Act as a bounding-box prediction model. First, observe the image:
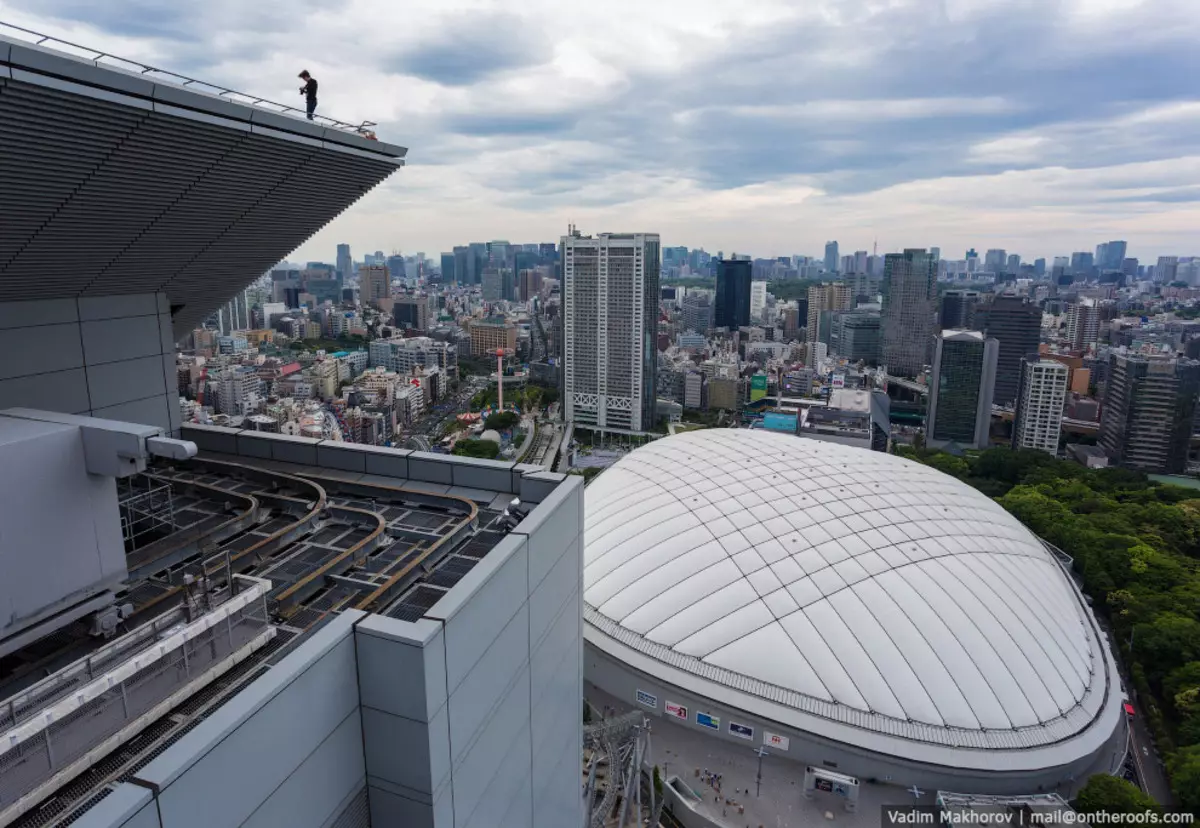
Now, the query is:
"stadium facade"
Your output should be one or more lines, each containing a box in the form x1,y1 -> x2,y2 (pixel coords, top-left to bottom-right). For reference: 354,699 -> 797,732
583,430 -> 1127,796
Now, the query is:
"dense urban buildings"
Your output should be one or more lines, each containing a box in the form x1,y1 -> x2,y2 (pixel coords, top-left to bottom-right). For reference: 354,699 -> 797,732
713,258 -> 752,329
940,289 -> 981,329
1100,354 -> 1200,473
561,229 -> 660,432
881,248 -> 938,377
926,330 -> 999,450
1013,359 -> 1069,454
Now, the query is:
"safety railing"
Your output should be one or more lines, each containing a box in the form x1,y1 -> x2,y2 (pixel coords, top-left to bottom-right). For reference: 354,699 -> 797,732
0,21 -> 376,135
0,576 -> 273,814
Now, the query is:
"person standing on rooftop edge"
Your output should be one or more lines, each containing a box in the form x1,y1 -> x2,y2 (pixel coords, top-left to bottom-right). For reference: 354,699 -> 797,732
298,70 -> 318,120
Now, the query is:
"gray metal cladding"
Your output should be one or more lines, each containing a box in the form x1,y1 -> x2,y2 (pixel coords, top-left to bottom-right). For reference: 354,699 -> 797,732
0,75 -> 402,337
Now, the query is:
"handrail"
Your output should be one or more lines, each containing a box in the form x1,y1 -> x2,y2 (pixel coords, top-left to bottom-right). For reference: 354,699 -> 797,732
0,21 -> 377,135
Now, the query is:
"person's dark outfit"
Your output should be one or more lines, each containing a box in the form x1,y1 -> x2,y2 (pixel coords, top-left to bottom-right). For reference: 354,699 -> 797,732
301,77 -> 318,120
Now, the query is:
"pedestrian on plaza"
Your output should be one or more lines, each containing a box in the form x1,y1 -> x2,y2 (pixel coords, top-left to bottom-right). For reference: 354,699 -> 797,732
298,70 -> 318,120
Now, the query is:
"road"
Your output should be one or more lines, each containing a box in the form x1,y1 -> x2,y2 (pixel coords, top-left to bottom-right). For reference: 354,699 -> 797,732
1127,688 -> 1175,808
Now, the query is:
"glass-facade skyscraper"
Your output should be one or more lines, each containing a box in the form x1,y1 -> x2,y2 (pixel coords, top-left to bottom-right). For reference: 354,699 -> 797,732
927,330 -> 999,450
714,258 -> 752,330
881,248 -> 937,377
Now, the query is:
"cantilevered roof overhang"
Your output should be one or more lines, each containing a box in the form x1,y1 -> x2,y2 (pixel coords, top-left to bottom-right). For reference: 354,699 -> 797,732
0,33 -> 406,338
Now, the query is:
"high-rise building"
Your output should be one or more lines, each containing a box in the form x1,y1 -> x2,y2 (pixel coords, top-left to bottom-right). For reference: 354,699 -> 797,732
714,258 -> 752,329
853,250 -> 869,274
829,310 -> 881,364
336,243 -> 351,280
881,249 -> 937,377
385,254 -> 405,282
393,294 -> 432,332
468,317 -> 518,356
1101,240 -> 1127,271
940,290 -> 981,330
1064,302 -> 1102,352
359,265 -> 391,303
977,295 -> 1042,407
926,331 -> 998,450
1122,258 -> 1139,277
562,230 -> 660,431
750,280 -> 768,322
1156,256 -> 1180,283
806,283 -> 853,345
1034,258 -> 1047,277
518,268 -> 543,303
1013,359 -> 1068,454
439,252 -> 456,283
468,242 -> 488,284
1006,254 -> 1021,274
824,240 -> 839,274
681,292 -> 713,333
1100,354 -> 1200,473
1069,251 -> 1094,275
984,249 -> 1007,273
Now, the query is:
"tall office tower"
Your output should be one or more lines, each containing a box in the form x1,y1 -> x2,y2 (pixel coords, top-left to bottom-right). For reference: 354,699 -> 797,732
1100,354 -> 1200,473
359,265 -> 391,303
487,240 -> 511,269
926,330 -> 998,450
940,290 -> 981,330
1069,251 -> 1094,275
880,248 -> 937,377
1006,254 -> 1021,274
829,310 -> 882,363
714,258 -> 752,329
840,254 -> 855,274
1094,243 -> 1108,272
439,252 -> 455,283
976,295 -> 1042,407
1105,240 -> 1127,271
336,243 -> 351,280
750,280 -> 768,322
1034,258 -> 1046,277
1013,358 -> 1068,454
984,249 -> 1007,273
806,283 -> 853,344
468,242 -> 488,284
1064,302 -> 1102,351
518,268 -> 543,303
562,230 -> 660,431
929,247 -> 941,262
1122,258 -> 1139,277
824,240 -> 839,273
385,254 -> 405,282
1156,256 -> 1180,283
853,250 -> 869,273
681,292 -> 713,333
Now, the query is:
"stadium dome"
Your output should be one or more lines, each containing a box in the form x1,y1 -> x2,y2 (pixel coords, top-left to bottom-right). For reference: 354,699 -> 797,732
583,429 -> 1124,788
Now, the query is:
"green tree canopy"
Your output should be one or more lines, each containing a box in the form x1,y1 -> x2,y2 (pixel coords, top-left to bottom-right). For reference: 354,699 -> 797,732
1073,774 -> 1162,815
452,439 -> 500,459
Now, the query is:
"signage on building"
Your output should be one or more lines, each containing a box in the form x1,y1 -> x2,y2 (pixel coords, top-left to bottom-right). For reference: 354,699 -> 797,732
665,701 -> 688,720
636,690 -> 657,709
696,712 -> 720,730
764,731 -> 790,751
750,373 -> 768,402
832,373 -> 845,388
729,722 -> 753,740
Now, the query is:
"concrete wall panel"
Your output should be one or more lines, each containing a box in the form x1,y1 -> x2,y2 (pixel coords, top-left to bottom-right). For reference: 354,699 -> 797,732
363,447 -> 410,480
0,298 -> 78,329
462,722 -> 532,828
529,537 -> 579,648
434,537 -> 528,691
355,617 -> 446,723
361,704 -> 451,799
137,617 -> 363,828
451,666 -> 531,827
86,355 -> 167,410
407,451 -> 454,484
447,603 -> 529,760
69,783 -> 160,828
93,396 -> 172,435
0,324 -> 84,380
0,368 -> 90,413
522,476 -> 583,591
81,315 -> 163,365
241,710 -> 365,828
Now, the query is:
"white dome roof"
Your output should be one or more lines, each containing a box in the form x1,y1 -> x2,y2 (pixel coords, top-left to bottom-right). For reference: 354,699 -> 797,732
479,429 -> 502,443
584,430 -> 1110,750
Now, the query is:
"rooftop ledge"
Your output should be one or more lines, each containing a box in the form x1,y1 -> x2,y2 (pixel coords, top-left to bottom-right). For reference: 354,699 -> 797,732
0,22 -> 406,160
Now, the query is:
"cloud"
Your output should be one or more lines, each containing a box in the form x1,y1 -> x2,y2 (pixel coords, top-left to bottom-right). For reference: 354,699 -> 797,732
5,0 -> 1200,260
384,12 -> 547,86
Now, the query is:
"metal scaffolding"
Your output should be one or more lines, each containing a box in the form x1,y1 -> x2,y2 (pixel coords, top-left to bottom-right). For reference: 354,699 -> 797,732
118,475 -> 176,552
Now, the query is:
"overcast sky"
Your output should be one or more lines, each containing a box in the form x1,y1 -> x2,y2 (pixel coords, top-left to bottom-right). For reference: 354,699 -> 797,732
7,0 -> 1199,263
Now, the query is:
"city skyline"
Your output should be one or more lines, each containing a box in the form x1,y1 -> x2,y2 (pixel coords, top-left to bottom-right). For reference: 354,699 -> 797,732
5,0 -> 1198,262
